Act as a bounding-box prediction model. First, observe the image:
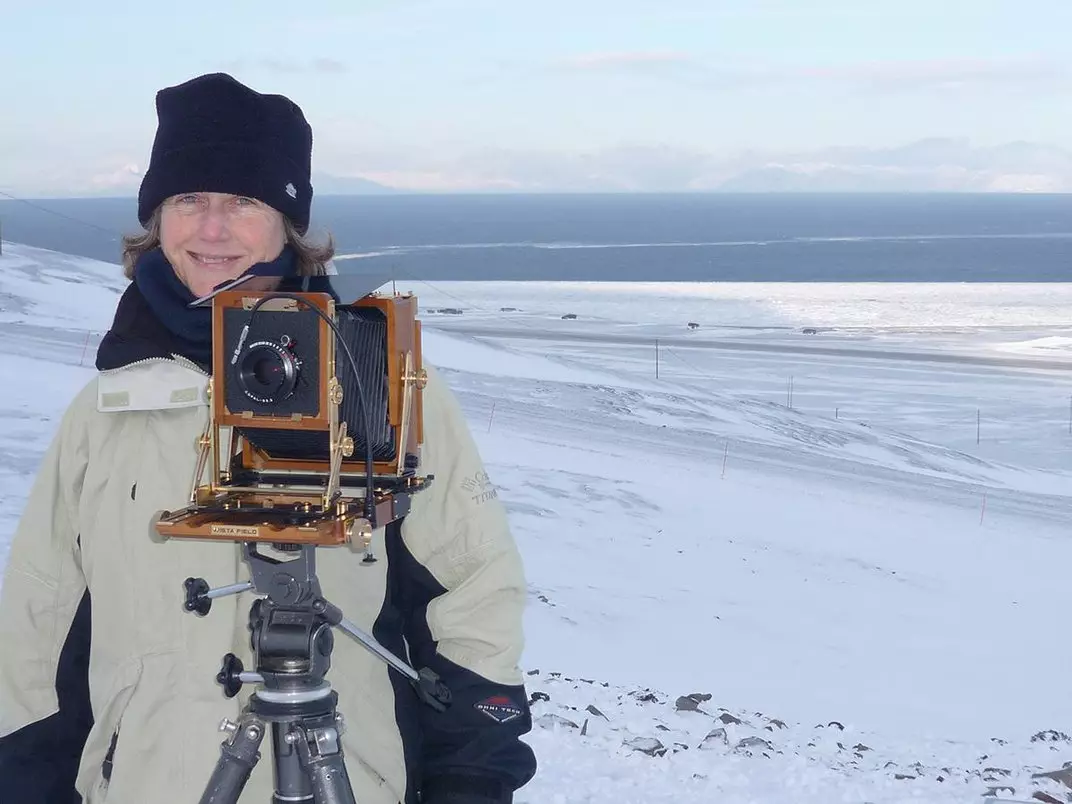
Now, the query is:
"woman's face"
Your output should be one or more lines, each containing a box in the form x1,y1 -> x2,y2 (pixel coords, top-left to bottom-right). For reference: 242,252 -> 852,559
159,192 -> 287,298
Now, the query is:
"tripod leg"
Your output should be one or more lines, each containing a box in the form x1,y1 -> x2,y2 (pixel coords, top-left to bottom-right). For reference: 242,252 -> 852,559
271,721 -> 313,803
291,715 -> 357,804
307,750 -> 357,804
198,712 -> 268,804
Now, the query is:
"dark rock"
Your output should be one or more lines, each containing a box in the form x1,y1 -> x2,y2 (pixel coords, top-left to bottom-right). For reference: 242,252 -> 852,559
585,704 -> 608,720
734,736 -> 773,756
1032,730 -> 1071,743
675,693 -> 711,712
699,728 -> 728,750
535,713 -> 579,730
624,737 -> 666,757
1032,766 -> 1072,789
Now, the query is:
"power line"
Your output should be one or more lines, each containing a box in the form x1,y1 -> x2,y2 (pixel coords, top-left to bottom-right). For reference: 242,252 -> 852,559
0,189 -> 124,241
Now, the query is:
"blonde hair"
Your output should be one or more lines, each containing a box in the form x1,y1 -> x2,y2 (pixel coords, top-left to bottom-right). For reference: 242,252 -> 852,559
121,207 -> 335,279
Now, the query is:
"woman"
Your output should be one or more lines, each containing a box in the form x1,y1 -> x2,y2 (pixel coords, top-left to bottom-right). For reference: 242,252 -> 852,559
0,73 -> 537,804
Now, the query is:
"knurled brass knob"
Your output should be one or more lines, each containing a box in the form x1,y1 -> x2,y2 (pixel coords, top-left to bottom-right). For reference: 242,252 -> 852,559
404,368 -> 428,389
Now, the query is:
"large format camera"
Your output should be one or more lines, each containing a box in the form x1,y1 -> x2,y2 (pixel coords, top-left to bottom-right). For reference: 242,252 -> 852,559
152,282 -> 448,804
155,283 -> 432,550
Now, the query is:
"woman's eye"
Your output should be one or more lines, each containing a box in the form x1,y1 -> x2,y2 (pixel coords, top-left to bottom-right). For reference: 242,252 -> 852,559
235,196 -> 256,206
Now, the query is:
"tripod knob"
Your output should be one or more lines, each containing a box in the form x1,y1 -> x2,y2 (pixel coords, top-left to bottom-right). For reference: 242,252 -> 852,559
414,667 -> 452,712
217,653 -> 245,698
184,577 -> 212,616
219,718 -> 240,739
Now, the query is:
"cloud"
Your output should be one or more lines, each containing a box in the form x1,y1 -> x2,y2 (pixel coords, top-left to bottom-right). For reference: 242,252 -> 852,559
552,53 -> 1072,94
217,57 -> 348,74
88,162 -> 142,191
554,50 -> 696,73
799,57 -> 1072,93
312,138 -> 1072,194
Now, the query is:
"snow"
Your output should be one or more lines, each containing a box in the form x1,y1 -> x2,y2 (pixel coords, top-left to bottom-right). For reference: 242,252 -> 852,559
2,240 -> 1072,803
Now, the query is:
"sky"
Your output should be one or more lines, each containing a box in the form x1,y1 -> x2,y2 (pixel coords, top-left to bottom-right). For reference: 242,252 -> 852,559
3,0 -> 1072,195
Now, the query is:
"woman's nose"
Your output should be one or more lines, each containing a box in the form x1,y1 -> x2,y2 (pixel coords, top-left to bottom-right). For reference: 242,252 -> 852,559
197,204 -> 232,240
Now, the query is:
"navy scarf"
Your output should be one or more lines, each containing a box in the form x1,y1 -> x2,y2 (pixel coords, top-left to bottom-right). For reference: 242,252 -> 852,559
97,246 -> 305,372
132,245 -> 299,369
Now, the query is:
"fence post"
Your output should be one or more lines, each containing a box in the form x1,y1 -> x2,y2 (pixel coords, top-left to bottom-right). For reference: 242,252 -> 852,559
655,339 -> 659,379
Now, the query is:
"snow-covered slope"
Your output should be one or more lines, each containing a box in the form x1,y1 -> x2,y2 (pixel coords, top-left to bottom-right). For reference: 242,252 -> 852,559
1,241 -> 1071,803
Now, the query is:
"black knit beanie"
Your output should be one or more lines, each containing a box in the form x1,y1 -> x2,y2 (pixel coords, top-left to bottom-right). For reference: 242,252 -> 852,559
138,73 -> 313,233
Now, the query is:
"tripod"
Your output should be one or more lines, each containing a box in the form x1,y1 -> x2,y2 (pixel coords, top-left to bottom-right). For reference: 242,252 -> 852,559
183,542 -> 451,804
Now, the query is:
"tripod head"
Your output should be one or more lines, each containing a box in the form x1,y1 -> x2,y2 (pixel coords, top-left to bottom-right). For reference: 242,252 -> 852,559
183,541 -> 451,804
186,542 -> 451,710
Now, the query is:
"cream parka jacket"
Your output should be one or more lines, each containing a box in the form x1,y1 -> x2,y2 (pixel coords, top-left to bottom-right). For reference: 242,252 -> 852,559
0,354 -> 536,804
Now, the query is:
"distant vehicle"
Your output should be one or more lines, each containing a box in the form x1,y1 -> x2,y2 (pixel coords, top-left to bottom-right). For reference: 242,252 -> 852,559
687,322 -> 700,330
561,313 -> 578,320
802,327 -> 818,335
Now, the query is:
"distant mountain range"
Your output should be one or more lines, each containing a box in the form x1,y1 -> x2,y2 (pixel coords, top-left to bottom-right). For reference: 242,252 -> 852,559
322,138 -> 1072,194
308,172 -> 398,195
711,139 -> 1072,193
14,138 -> 1072,198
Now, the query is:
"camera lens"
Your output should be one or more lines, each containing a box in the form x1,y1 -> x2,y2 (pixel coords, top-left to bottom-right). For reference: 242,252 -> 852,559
237,340 -> 300,404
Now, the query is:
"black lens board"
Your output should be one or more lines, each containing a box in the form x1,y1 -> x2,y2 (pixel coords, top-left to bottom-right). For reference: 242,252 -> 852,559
222,305 -> 321,418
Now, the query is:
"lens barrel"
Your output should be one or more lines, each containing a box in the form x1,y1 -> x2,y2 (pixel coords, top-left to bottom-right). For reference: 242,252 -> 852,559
237,340 -> 300,404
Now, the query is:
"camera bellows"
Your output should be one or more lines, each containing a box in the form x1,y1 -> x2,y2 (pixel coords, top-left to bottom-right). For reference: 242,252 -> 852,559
223,305 -> 395,463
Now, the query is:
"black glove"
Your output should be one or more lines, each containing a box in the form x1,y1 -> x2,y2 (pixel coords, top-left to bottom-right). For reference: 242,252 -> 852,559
422,774 -> 511,804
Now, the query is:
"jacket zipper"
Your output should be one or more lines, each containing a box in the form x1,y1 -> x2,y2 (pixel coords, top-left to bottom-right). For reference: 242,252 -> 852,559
98,355 -> 210,377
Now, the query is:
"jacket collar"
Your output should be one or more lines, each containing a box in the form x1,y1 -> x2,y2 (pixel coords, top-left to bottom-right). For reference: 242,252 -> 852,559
97,357 -> 209,413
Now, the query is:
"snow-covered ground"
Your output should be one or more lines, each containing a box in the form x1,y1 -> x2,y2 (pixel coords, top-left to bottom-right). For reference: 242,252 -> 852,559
2,241 -> 1072,803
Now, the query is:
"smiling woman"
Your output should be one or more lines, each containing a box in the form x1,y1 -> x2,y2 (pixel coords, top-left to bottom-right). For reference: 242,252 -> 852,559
0,71 -> 537,804
120,193 -> 333,295
159,192 -> 286,297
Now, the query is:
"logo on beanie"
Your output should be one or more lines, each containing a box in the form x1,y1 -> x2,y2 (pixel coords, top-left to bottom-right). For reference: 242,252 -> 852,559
285,182 -> 298,199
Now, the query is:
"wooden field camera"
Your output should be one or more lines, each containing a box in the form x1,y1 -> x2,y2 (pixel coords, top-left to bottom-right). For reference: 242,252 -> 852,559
155,286 -> 432,550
